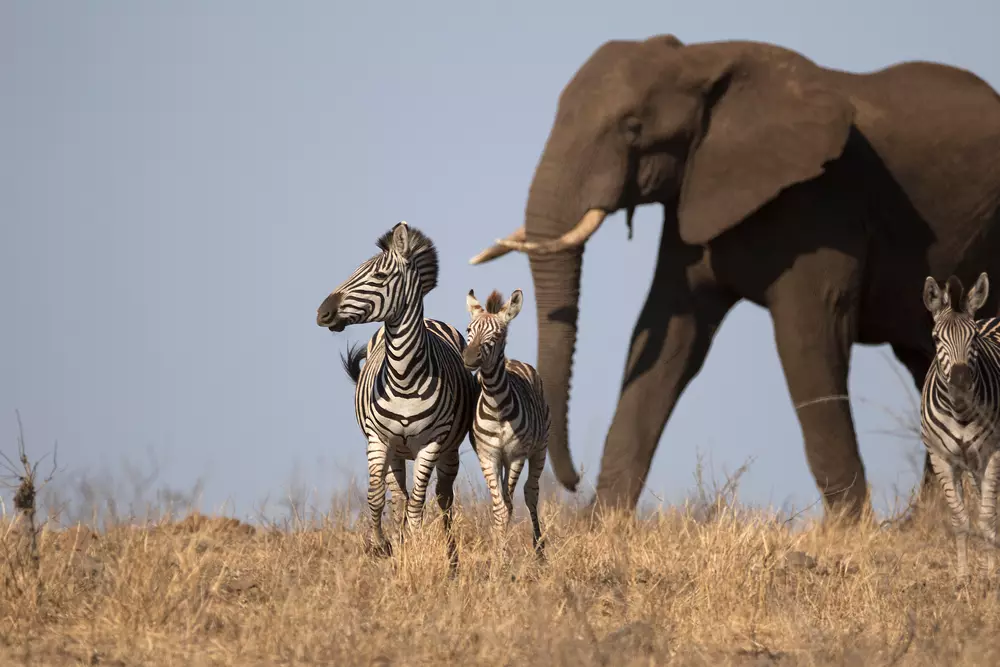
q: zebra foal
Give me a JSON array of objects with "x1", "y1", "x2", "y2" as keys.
[
  {"x1": 316, "y1": 221, "x2": 478, "y2": 560},
  {"x1": 921, "y1": 272, "x2": 1000, "y2": 584},
  {"x1": 463, "y1": 288, "x2": 550, "y2": 555}
]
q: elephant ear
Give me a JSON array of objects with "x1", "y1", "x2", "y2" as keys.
[{"x1": 676, "y1": 53, "x2": 856, "y2": 246}]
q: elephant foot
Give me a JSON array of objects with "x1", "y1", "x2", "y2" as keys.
[
  {"x1": 819, "y1": 488, "x2": 873, "y2": 529},
  {"x1": 591, "y1": 481, "x2": 643, "y2": 517}
]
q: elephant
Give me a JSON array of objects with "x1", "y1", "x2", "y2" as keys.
[{"x1": 469, "y1": 34, "x2": 1000, "y2": 521}]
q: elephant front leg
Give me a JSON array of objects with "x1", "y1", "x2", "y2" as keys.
[
  {"x1": 770, "y1": 290, "x2": 869, "y2": 522},
  {"x1": 594, "y1": 267, "x2": 736, "y2": 511}
]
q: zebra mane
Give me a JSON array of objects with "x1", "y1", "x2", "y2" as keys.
[
  {"x1": 485, "y1": 290, "x2": 505, "y2": 314},
  {"x1": 375, "y1": 224, "x2": 439, "y2": 294}
]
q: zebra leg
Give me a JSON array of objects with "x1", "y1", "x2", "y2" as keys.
[
  {"x1": 434, "y1": 446, "x2": 460, "y2": 572},
  {"x1": 505, "y1": 457, "x2": 524, "y2": 523},
  {"x1": 976, "y1": 451, "x2": 1000, "y2": 579},
  {"x1": 405, "y1": 441, "x2": 445, "y2": 533},
  {"x1": 387, "y1": 455, "x2": 409, "y2": 533},
  {"x1": 524, "y1": 447, "x2": 547, "y2": 557},
  {"x1": 365, "y1": 437, "x2": 393, "y2": 557},
  {"x1": 478, "y1": 448, "x2": 508, "y2": 532},
  {"x1": 930, "y1": 452, "x2": 971, "y2": 583}
]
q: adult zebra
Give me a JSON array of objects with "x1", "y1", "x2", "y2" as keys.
[
  {"x1": 316, "y1": 221, "x2": 478, "y2": 561},
  {"x1": 463, "y1": 288, "x2": 550, "y2": 556},
  {"x1": 921, "y1": 272, "x2": 1000, "y2": 585}
]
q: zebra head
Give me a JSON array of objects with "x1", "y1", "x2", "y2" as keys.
[
  {"x1": 463, "y1": 288, "x2": 524, "y2": 372},
  {"x1": 923, "y1": 272, "x2": 990, "y2": 393},
  {"x1": 316, "y1": 221, "x2": 439, "y2": 331}
]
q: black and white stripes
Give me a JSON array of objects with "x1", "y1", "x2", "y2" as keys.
[
  {"x1": 920, "y1": 272, "x2": 1000, "y2": 583},
  {"x1": 317, "y1": 222, "x2": 478, "y2": 559},
  {"x1": 463, "y1": 288, "x2": 550, "y2": 554}
]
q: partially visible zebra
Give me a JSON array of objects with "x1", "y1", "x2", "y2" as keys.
[
  {"x1": 316, "y1": 221, "x2": 478, "y2": 561},
  {"x1": 920, "y1": 272, "x2": 1000, "y2": 584},
  {"x1": 463, "y1": 288, "x2": 550, "y2": 555}
]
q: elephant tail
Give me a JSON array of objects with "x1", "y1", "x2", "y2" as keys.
[{"x1": 341, "y1": 342, "x2": 367, "y2": 385}]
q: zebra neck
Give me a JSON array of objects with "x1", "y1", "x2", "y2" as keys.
[
  {"x1": 479, "y1": 356, "x2": 511, "y2": 407},
  {"x1": 382, "y1": 296, "x2": 428, "y2": 383}
]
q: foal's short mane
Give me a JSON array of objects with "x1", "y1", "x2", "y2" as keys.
[{"x1": 485, "y1": 290, "x2": 505, "y2": 314}]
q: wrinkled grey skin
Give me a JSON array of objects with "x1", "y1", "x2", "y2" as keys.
[{"x1": 470, "y1": 35, "x2": 1000, "y2": 521}]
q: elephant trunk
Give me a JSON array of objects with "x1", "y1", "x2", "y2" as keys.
[{"x1": 526, "y1": 212, "x2": 585, "y2": 492}]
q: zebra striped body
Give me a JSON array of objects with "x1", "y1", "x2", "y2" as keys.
[
  {"x1": 920, "y1": 272, "x2": 1000, "y2": 583},
  {"x1": 463, "y1": 288, "x2": 550, "y2": 553},
  {"x1": 317, "y1": 222, "x2": 478, "y2": 559}
]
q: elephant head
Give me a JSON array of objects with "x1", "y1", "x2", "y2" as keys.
[{"x1": 470, "y1": 35, "x2": 854, "y2": 493}]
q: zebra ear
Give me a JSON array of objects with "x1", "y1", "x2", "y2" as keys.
[
  {"x1": 391, "y1": 221, "x2": 411, "y2": 257},
  {"x1": 965, "y1": 272, "x2": 990, "y2": 315},
  {"x1": 503, "y1": 289, "x2": 524, "y2": 323},
  {"x1": 466, "y1": 289, "x2": 483, "y2": 315},
  {"x1": 923, "y1": 276, "x2": 946, "y2": 316}
]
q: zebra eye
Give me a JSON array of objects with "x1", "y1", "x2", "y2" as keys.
[{"x1": 372, "y1": 271, "x2": 389, "y2": 280}]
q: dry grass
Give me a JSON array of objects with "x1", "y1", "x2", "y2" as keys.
[
  {"x1": 1, "y1": 410, "x2": 997, "y2": 666},
  {"x1": 1, "y1": 479, "x2": 999, "y2": 667}
]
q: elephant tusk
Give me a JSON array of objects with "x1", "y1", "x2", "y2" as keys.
[
  {"x1": 493, "y1": 209, "x2": 609, "y2": 255},
  {"x1": 469, "y1": 225, "x2": 525, "y2": 265}
]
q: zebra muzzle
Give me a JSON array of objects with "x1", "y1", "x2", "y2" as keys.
[
  {"x1": 950, "y1": 364, "x2": 973, "y2": 392},
  {"x1": 317, "y1": 293, "x2": 344, "y2": 330},
  {"x1": 463, "y1": 345, "x2": 481, "y2": 369}
]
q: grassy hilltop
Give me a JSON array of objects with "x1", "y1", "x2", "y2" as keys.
[{"x1": 2, "y1": 453, "x2": 999, "y2": 667}]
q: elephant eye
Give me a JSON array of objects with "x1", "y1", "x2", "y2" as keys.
[{"x1": 622, "y1": 116, "x2": 642, "y2": 144}]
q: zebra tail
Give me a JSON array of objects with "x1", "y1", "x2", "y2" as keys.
[{"x1": 340, "y1": 342, "x2": 367, "y2": 385}]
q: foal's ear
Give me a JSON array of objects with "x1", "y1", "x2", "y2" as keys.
[
  {"x1": 965, "y1": 272, "x2": 989, "y2": 315},
  {"x1": 502, "y1": 289, "x2": 524, "y2": 323},
  {"x1": 923, "y1": 276, "x2": 946, "y2": 316},
  {"x1": 466, "y1": 289, "x2": 483, "y2": 315}
]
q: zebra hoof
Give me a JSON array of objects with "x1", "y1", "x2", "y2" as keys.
[{"x1": 364, "y1": 535, "x2": 393, "y2": 558}]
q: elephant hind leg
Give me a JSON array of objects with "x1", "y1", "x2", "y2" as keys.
[{"x1": 770, "y1": 282, "x2": 870, "y2": 522}]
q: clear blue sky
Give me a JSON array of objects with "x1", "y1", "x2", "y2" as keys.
[{"x1": 2, "y1": 1, "x2": 997, "y2": 520}]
